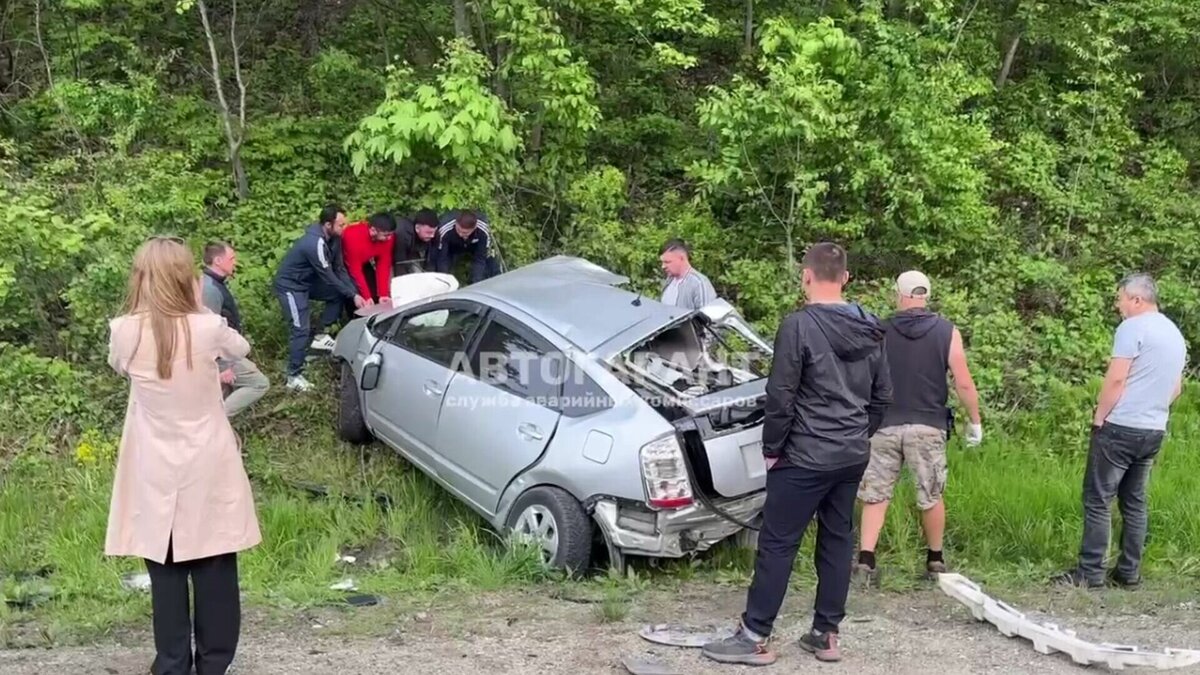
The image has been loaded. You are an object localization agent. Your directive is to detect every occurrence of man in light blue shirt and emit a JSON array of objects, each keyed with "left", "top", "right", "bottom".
[{"left": 1056, "top": 273, "right": 1186, "bottom": 589}]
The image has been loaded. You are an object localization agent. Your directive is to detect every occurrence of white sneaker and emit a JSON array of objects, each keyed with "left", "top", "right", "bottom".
[
  {"left": 310, "top": 333, "right": 336, "bottom": 351},
  {"left": 286, "top": 375, "right": 313, "bottom": 392}
]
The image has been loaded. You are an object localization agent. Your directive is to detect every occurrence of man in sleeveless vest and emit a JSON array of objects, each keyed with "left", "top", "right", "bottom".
[{"left": 854, "top": 270, "right": 983, "bottom": 584}]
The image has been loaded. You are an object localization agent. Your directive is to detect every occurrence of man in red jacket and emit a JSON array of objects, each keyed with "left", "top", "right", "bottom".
[{"left": 342, "top": 212, "right": 396, "bottom": 304}]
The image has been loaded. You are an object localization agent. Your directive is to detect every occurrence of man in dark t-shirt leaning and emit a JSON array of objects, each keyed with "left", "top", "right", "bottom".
[
  {"left": 854, "top": 270, "right": 983, "bottom": 585},
  {"left": 393, "top": 208, "right": 439, "bottom": 276}
]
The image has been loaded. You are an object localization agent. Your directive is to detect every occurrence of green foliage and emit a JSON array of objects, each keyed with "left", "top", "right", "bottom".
[
  {"left": 3, "top": 0, "right": 1200, "bottom": 425},
  {"left": 344, "top": 39, "right": 521, "bottom": 204},
  {"left": 492, "top": 0, "right": 601, "bottom": 179}
]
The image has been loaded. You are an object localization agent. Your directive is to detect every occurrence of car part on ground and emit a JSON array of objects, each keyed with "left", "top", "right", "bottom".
[
  {"left": 621, "top": 655, "right": 682, "bottom": 675},
  {"left": 638, "top": 624, "right": 736, "bottom": 648},
  {"left": 938, "top": 573, "right": 1200, "bottom": 670}
]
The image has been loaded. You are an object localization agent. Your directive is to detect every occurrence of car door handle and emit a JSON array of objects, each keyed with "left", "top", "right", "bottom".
[
  {"left": 423, "top": 380, "right": 444, "bottom": 397},
  {"left": 517, "top": 423, "right": 544, "bottom": 441}
]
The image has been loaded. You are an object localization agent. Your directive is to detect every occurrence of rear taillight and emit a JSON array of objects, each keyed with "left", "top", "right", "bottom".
[{"left": 639, "top": 435, "right": 694, "bottom": 509}]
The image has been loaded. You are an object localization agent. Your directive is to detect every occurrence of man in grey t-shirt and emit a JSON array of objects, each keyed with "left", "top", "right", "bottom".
[
  {"left": 659, "top": 238, "right": 718, "bottom": 311},
  {"left": 1055, "top": 273, "right": 1186, "bottom": 589}
]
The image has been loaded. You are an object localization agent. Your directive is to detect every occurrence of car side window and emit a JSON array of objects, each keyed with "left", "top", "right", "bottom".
[
  {"left": 473, "top": 319, "right": 562, "bottom": 406},
  {"left": 559, "top": 362, "right": 614, "bottom": 418},
  {"left": 369, "top": 314, "right": 401, "bottom": 339},
  {"left": 390, "top": 306, "right": 481, "bottom": 368}
]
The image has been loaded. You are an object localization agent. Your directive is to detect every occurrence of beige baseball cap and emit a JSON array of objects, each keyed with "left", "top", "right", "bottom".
[{"left": 896, "top": 270, "right": 932, "bottom": 298}]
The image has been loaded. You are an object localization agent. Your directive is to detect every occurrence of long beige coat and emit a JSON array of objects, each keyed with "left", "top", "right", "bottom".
[{"left": 105, "top": 312, "right": 262, "bottom": 564}]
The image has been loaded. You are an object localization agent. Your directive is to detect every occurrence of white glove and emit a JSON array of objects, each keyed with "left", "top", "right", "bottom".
[{"left": 965, "top": 423, "right": 983, "bottom": 447}]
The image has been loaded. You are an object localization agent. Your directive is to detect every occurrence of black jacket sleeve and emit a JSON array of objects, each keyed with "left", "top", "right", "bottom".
[
  {"left": 866, "top": 347, "right": 893, "bottom": 437},
  {"left": 762, "top": 313, "right": 804, "bottom": 458},
  {"left": 432, "top": 229, "right": 451, "bottom": 274},
  {"left": 468, "top": 229, "right": 490, "bottom": 284},
  {"left": 305, "top": 235, "right": 357, "bottom": 299}
]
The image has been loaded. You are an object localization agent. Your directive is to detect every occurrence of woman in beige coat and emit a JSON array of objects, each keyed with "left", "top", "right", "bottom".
[{"left": 106, "top": 237, "right": 262, "bottom": 675}]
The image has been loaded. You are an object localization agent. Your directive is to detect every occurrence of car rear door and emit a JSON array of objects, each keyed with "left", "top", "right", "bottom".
[
  {"left": 433, "top": 312, "right": 563, "bottom": 516},
  {"left": 364, "top": 301, "right": 485, "bottom": 474}
]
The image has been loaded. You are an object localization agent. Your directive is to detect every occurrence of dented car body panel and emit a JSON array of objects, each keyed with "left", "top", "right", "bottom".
[{"left": 333, "top": 257, "right": 773, "bottom": 563}]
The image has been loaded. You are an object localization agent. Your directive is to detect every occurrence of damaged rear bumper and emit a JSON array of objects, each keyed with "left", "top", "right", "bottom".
[{"left": 591, "top": 492, "right": 766, "bottom": 558}]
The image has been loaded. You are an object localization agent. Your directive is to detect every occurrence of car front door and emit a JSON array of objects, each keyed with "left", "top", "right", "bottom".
[
  {"left": 364, "top": 302, "right": 484, "bottom": 475},
  {"left": 434, "top": 312, "right": 563, "bottom": 516}
]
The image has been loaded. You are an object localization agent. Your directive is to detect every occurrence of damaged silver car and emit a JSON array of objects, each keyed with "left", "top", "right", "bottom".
[{"left": 332, "top": 256, "right": 773, "bottom": 572}]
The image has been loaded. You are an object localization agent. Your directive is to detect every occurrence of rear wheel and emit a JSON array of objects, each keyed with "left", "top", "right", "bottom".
[
  {"left": 506, "top": 487, "right": 592, "bottom": 574},
  {"left": 337, "top": 362, "right": 372, "bottom": 444}
]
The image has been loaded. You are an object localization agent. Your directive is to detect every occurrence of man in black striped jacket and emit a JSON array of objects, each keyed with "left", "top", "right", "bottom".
[{"left": 433, "top": 209, "right": 501, "bottom": 284}]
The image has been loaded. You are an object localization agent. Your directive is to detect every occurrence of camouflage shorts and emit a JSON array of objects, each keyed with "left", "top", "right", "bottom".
[{"left": 857, "top": 424, "right": 947, "bottom": 510}]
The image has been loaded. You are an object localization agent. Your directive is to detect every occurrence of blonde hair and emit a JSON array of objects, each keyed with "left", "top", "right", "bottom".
[{"left": 122, "top": 237, "right": 200, "bottom": 379}]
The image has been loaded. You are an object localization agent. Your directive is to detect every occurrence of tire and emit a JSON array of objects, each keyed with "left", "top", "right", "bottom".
[
  {"left": 506, "top": 486, "right": 593, "bottom": 574},
  {"left": 337, "top": 362, "right": 372, "bottom": 444}
]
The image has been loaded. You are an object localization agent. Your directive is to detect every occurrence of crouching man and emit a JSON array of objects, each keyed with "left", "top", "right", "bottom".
[
  {"left": 201, "top": 242, "right": 269, "bottom": 416},
  {"left": 702, "top": 243, "right": 892, "bottom": 666}
]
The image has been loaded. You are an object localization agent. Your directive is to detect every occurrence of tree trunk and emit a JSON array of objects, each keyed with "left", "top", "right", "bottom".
[
  {"left": 453, "top": 0, "right": 470, "bottom": 39},
  {"left": 495, "top": 40, "right": 509, "bottom": 101},
  {"left": 995, "top": 32, "right": 1021, "bottom": 90},
  {"left": 299, "top": 0, "right": 323, "bottom": 59},
  {"left": 743, "top": 0, "right": 753, "bottom": 54},
  {"left": 197, "top": 0, "right": 250, "bottom": 200}
]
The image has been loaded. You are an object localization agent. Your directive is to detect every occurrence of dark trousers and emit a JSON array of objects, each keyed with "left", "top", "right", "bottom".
[
  {"left": 145, "top": 542, "right": 240, "bottom": 675},
  {"left": 742, "top": 461, "right": 866, "bottom": 637},
  {"left": 1076, "top": 422, "right": 1164, "bottom": 582},
  {"left": 276, "top": 283, "right": 346, "bottom": 376}
]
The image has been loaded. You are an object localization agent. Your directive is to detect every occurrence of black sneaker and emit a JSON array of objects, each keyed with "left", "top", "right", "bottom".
[
  {"left": 1107, "top": 570, "right": 1142, "bottom": 589},
  {"left": 701, "top": 625, "right": 777, "bottom": 666},
  {"left": 852, "top": 562, "right": 881, "bottom": 588},
  {"left": 1051, "top": 569, "right": 1104, "bottom": 589},
  {"left": 798, "top": 629, "right": 842, "bottom": 662}
]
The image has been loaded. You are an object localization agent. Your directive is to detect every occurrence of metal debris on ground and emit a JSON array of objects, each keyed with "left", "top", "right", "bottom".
[
  {"left": 638, "top": 623, "right": 734, "bottom": 648},
  {"left": 621, "top": 654, "right": 683, "bottom": 675},
  {"left": 938, "top": 573, "right": 1200, "bottom": 671}
]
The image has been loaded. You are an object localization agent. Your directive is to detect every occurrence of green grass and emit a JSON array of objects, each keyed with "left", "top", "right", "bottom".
[{"left": 3, "top": 367, "right": 1200, "bottom": 644}]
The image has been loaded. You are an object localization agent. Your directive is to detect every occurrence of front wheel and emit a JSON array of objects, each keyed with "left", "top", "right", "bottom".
[
  {"left": 506, "top": 486, "right": 592, "bottom": 574},
  {"left": 337, "top": 362, "right": 372, "bottom": 444}
]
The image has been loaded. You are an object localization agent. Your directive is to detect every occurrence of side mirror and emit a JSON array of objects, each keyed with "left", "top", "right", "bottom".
[{"left": 360, "top": 353, "right": 383, "bottom": 391}]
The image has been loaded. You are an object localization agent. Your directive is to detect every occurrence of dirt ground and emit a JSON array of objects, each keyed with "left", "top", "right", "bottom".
[{"left": 3, "top": 581, "right": 1200, "bottom": 674}]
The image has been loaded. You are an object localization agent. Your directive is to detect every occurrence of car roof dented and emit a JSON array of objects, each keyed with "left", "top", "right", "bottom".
[{"left": 463, "top": 256, "right": 691, "bottom": 354}]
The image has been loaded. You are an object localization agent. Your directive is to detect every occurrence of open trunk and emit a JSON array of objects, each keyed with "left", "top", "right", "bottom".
[{"left": 612, "top": 302, "right": 774, "bottom": 499}]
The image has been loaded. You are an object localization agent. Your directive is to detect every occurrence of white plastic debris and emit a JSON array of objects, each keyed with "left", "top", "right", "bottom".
[
  {"left": 329, "top": 578, "right": 357, "bottom": 591},
  {"left": 121, "top": 573, "right": 152, "bottom": 592},
  {"left": 938, "top": 573, "right": 1200, "bottom": 671},
  {"left": 334, "top": 554, "right": 357, "bottom": 564}
]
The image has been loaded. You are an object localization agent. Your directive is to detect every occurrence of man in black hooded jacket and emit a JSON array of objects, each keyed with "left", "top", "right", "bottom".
[{"left": 703, "top": 242, "right": 892, "bottom": 666}]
